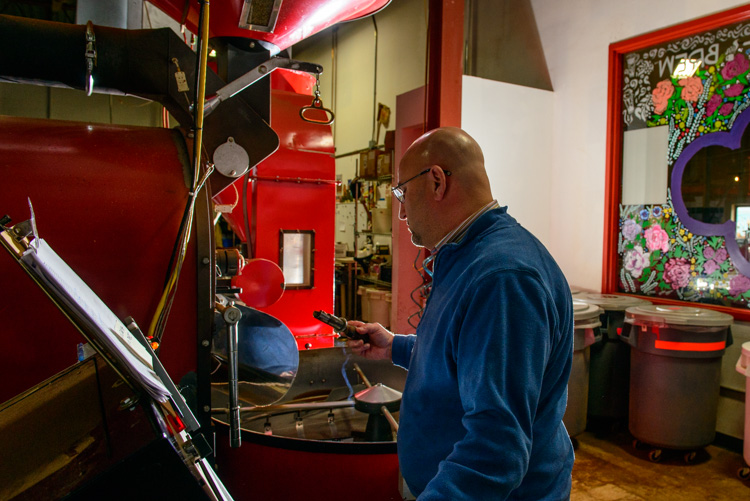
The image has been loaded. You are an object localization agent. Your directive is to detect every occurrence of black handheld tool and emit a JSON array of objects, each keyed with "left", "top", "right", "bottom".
[{"left": 313, "top": 310, "right": 370, "bottom": 343}]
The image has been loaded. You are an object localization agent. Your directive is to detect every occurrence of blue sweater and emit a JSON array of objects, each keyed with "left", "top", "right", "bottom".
[{"left": 391, "top": 207, "right": 574, "bottom": 500}]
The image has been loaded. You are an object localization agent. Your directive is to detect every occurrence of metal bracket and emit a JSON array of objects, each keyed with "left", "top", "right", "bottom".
[
  {"left": 84, "top": 21, "right": 97, "bottom": 96},
  {"left": 203, "top": 57, "right": 323, "bottom": 117},
  {"left": 11, "top": 220, "right": 33, "bottom": 239}
]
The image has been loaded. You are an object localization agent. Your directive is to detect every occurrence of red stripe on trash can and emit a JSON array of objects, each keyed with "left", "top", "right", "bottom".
[{"left": 653, "top": 340, "right": 726, "bottom": 351}]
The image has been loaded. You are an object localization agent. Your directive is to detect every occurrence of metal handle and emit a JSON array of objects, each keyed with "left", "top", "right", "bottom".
[
  {"left": 224, "top": 304, "right": 242, "bottom": 448},
  {"left": 299, "top": 99, "right": 335, "bottom": 125}
]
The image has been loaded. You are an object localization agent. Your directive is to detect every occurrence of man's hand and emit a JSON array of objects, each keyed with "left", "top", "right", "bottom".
[{"left": 346, "top": 321, "right": 394, "bottom": 361}]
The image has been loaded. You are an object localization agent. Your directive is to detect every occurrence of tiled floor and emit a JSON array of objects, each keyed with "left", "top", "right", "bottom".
[{"left": 571, "top": 428, "right": 750, "bottom": 500}]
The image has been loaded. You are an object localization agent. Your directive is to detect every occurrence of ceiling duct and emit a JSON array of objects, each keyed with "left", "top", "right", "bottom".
[
  {"left": 239, "top": 0, "right": 283, "bottom": 33},
  {"left": 464, "top": 0, "right": 552, "bottom": 91}
]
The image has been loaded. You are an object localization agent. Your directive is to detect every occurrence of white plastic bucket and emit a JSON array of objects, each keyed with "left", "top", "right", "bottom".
[
  {"left": 736, "top": 341, "right": 750, "bottom": 467},
  {"left": 358, "top": 286, "right": 371, "bottom": 322},
  {"left": 367, "top": 288, "right": 391, "bottom": 327}
]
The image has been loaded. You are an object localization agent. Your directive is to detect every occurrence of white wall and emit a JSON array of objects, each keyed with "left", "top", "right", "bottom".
[
  {"left": 294, "top": 0, "right": 427, "bottom": 185},
  {"left": 462, "top": 76, "right": 554, "bottom": 247},
  {"left": 530, "top": 0, "right": 749, "bottom": 291}
]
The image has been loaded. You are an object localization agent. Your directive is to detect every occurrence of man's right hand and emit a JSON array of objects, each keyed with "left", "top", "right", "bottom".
[{"left": 346, "top": 321, "right": 394, "bottom": 361}]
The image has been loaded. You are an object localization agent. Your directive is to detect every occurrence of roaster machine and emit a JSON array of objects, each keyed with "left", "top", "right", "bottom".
[{"left": 0, "top": 2, "right": 405, "bottom": 499}]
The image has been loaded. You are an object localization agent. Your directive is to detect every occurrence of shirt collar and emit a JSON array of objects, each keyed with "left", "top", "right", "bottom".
[
  {"left": 431, "top": 199, "right": 500, "bottom": 253},
  {"left": 423, "top": 200, "right": 500, "bottom": 276}
]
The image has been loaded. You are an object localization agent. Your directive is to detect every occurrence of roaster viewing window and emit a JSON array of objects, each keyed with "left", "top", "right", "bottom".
[{"left": 279, "top": 230, "right": 315, "bottom": 289}]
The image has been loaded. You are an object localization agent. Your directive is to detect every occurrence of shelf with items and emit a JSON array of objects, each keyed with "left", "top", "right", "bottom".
[{"left": 350, "top": 146, "right": 394, "bottom": 326}]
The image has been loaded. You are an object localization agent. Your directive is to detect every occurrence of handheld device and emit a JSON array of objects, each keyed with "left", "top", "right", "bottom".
[{"left": 313, "top": 310, "right": 370, "bottom": 343}]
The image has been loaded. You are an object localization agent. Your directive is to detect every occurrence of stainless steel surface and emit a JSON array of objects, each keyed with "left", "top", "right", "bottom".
[
  {"left": 212, "top": 304, "right": 299, "bottom": 406},
  {"left": 212, "top": 347, "right": 406, "bottom": 442},
  {"left": 212, "top": 390, "right": 394, "bottom": 443}
]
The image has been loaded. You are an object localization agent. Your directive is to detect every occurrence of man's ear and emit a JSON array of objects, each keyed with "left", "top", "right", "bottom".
[{"left": 431, "top": 166, "right": 448, "bottom": 201}]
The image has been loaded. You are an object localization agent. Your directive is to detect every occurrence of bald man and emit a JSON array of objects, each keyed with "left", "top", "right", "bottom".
[{"left": 349, "top": 127, "right": 574, "bottom": 499}]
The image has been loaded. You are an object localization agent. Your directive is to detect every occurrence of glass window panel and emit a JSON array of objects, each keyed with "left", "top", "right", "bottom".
[{"left": 280, "top": 230, "right": 314, "bottom": 289}]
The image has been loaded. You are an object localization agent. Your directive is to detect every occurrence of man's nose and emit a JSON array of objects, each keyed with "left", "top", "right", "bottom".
[{"left": 398, "top": 200, "right": 407, "bottom": 220}]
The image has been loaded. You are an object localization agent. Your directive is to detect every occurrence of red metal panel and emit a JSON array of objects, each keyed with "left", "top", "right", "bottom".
[
  {"left": 150, "top": 0, "right": 391, "bottom": 51},
  {"left": 214, "top": 433, "right": 402, "bottom": 501},
  {"left": 215, "top": 79, "right": 336, "bottom": 349},
  {"left": 0, "top": 117, "right": 198, "bottom": 403}
]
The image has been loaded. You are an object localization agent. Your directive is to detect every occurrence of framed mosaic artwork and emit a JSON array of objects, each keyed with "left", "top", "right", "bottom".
[{"left": 604, "top": 4, "right": 750, "bottom": 320}]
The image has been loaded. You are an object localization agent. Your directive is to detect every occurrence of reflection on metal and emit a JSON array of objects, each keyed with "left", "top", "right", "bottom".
[{"left": 212, "top": 304, "right": 298, "bottom": 406}]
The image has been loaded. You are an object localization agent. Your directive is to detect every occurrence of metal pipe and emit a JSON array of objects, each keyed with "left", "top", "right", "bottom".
[
  {"left": 382, "top": 406, "right": 399, "bottom": 432},
  {"left": 370, "top": 15, "right": 378, "bottom": 144},
  {"left": 221, "top": 302, "right": 243, "bottom": 448},
  {"left": 192, "top": 0, "right": 210, "bottom": 186},
  {"left": 249, "top": 175, "right": 339, "bottom": 185},
  {"left": 334, "top": 144, "right": 385, "bottom": 159},
  {"left": 353, "top": 363, "right": 372, "bottom": 388},
  {"left": 220, "top": 400, "right": 356, "bottom": 413}
]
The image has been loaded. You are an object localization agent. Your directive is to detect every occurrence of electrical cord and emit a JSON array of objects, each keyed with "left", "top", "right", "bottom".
[
  {"left": 149, "top": 0, "right": 211, "bottom": 344},
  {"left": 407, "top": 247, "right": 431, "bottom": 329}
]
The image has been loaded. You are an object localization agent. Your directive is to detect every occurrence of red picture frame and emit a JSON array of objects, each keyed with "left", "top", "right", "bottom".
[{"left": 603, "top": 4, "right": 750, "bottom": 321}]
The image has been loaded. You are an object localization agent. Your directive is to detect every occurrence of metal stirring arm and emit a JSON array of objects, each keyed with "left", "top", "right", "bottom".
[
  {"left": 218, "top": 302, "right": 243, "bottom": 448},
  {"left": 203, "top": 58, "right": 323, "bottom": 117}
]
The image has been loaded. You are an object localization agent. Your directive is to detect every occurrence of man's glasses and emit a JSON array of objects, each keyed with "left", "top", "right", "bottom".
[{"left": 391, "top": 167, "right": 451, "bottom": 203}]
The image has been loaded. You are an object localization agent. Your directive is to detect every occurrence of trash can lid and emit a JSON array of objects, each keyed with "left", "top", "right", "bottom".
[
  {"left": 575, "top": 292, "right": 651, "bottom": 311},
  {"left": 573, "top": 300, "right": 602, "bottom": 323},
  {"left": 625, "top": 304, "right": 733, "bottom": 327}
]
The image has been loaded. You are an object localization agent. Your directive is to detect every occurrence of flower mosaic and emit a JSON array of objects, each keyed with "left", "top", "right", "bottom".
[
  {"left": 648, "top": 50, "right": 750, "bottom": 165},
  {"left": 618, "top": 191, "right": 749, "bottom": 306},
  {"left": 618, "top": 23, "right": 750, "bottom": 308}
]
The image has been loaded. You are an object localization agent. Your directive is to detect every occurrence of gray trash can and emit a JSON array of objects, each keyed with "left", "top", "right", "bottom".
[
  {"left": 574, "top": 293, "right": 651, "bottom": 423},
  {"left": 563, "top": 300, "right": 602, "bottom": 438},
  {"left": 621, "top": 305, "right": 733, "bottom": 459}
]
